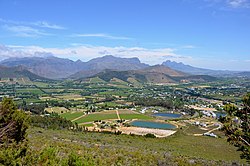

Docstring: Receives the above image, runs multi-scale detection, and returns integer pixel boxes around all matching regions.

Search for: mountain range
[0,55,249,83]
[0,55,148,79]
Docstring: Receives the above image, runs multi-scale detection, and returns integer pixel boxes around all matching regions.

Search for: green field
[89,77,106,83]
[16,88,44,94]
[73,109,153,124]
[79,123,94,127]
[74,113,118,124]
[61,112,85,121]
[32,81,49,87]
[119,113,153,120]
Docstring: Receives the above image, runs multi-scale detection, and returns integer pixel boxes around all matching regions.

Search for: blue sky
[0,0,250,70]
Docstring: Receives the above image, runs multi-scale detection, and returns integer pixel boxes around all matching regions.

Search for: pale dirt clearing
[119,127,176,138]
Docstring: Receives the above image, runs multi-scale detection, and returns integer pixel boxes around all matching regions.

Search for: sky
[0,0,250,71]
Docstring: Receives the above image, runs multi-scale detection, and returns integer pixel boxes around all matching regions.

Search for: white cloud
[1,44,185,65]
[2,25,51,37]
[72,33,133,40]
[33,21,65,30]
[203,0,250,8]
[227,0,250,8]
[181,45,197,49]
[229,59,239,62]
[0,18,65,30]
[0,44,52,60]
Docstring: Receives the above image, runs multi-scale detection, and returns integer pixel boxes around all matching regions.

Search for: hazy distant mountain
[69,55,149,79]
[0,55,149,79]
[234,71,250,78]
[162,60,218,75]
[161,60,240,76]
[0,56,85,79]
[0,65,49,81]
[84,55,149,71]
[138,65,187,77]
[69,69,102,79]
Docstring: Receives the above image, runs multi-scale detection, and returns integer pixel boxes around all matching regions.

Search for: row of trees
[132,96,183,109]
[30,113,83,131]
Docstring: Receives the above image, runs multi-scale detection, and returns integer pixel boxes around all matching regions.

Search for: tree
[0,98,30,165]
[0,98,29,144]
[220,93,250,162]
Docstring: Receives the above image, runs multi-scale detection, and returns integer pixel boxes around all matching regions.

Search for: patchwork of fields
[60,109,153,125]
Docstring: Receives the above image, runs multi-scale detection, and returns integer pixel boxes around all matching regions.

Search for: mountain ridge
[0,65,50,81]
[1,55,249,80]
[80,65,216,85]
[0,55,149,79]
[161,60,240,76]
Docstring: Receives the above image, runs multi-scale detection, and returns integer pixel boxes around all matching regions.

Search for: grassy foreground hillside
[27,126,245,166]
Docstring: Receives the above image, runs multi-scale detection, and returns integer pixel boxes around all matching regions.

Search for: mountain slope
[162,60,250,77]
[138,65,187,77]
[162,60,217,75]
[87,65,187,84]
[69,55,149,79]
[235,71,250,78]
[0,56,85,79]
[85,65,217,84]
[0,65,49,81]
[84,55,149,71]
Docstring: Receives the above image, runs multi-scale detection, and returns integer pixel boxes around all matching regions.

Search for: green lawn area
[79,123,94,127]
[60,112,85,121]
[17,88,44,94]
[74,113,118,123]
[119,114,153,120]
[73,109,153,124]
[89,77,106,83]
[25,98,41,103]
[32,81,49,88]
[42,89,64,93]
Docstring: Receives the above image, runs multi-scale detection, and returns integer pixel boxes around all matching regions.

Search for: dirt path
[194,124,221,136]
[72,114,86,122]
[116,110,121,120]
[207,125,221,133]
[22,78,26,84]
[78,122,93,126]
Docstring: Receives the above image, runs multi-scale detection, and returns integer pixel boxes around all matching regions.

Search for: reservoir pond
[130,120,176,130]
[153,113,181,118]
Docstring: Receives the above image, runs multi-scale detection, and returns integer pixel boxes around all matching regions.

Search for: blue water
[130,120,176,129]
[216,112,226,118]
[153,113,181,118]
